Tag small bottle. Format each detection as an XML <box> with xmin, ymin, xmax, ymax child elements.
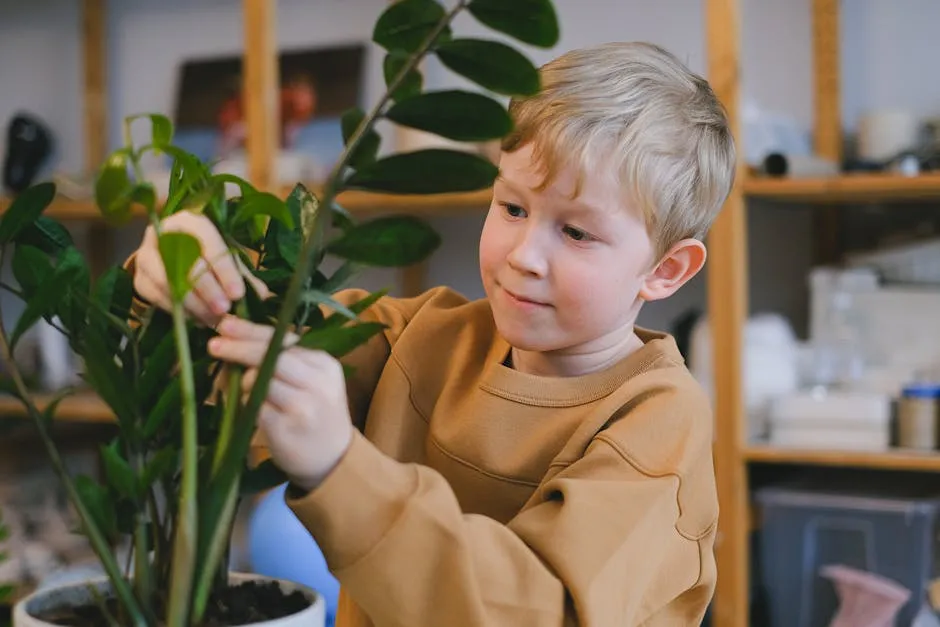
<box><xmin>897</xmin><ymin>383</ymin><xmax>940</xmax><ymax>450</ymax></box>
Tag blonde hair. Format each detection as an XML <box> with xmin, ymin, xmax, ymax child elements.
<box><xmin>503</xmin><ymin>41</ymin><xmax>736</xmax><ymax>259</ymax></box>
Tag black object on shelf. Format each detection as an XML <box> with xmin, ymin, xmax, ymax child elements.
<box><xmin>2</xmin><ymin>113</ymin><xmax>53</xmax><ymax>195</ymax></box>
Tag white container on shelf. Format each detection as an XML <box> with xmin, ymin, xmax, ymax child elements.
<box><xmin>766</xmin><ymin>389</ymin><xmax>892</xmax><ymax>450</ymax></box>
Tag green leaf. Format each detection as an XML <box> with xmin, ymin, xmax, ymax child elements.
<box><xmin>129</xmin><ymin>183</ymin><xmax>157</xmax><ymax>215</ymax></box>
<box><xmin>321</xmin><ymin>261</ymin><xmax>360</xmax><ymax>293</ymax></box>
<box><xmin>373</xmin><ymin>0</ymin><xmax>450</xmax><ymax>53</ymax></box>
<box><xmin>301</xmin><ymin>289</ymin><xmax>358</xmax><ymax>321</ymax></box>
<box><xmin>327</xmin><ymin>216</ymin><xmax>441</xmax><ymax>266</ymax></box>
<box><xmin>158</xmin><ymin>232</ymin><xmax>201</xmax><ymax>302</ymax></box>
<box><xmin>298</xmin><ymin>321</ymin><xmax>387</xmax><ymax>358</ymax></box>
<box><xmin>17</xmin><ymin>215</ymin><xmax>74</xmax><ymax>257</ymax></box>
<box><xmin>212</xmin><ymin>173</ymin><xmax>257</xmax><ymax>197</ymax></box>
<box><xmin>82</xmin><ymin>326</ymin><xmax>137</xmax><ymax>429</ymax></box>
<box><xmin>340</xmin><ymin>108</ymin><xmax>381</xmax><ymax>170</ymax></box>
<box><xmin>295</xmin><ymin>183</ymin><xmax>330</xmax><ymax>268</ymax></box>
<box><xmin>55</xmin><ymin>248</ymin><xmax>91</xmax><ymax>337</ymax></box>
<box><xmin>0</xmin><ymin>182</ymin><xmax>56</xmax><ymax>243</ymax></box>
<box><xmin>240</xmin><ymin>459</ymin><xmax>288</xmax><ymax>495</ymax></box>
<box><xmin>163</xmin><ymin>146</ymin><xmax>212</xmax><ymax>210</ymax></box>
<box><xmin>346</xmin><ymin>149</ymin><xmax>498</xmax><ymax>194</ymax></box>
<box><xmin>467</xmin><ymin>0</ymin><xmax>560</xmax><ymax>47</ymax></box>
<box><xmin>384</xmin><ymin>50</ymin><xmax>423</xmax><ymax>103</ymax></box>
<box><xmin>436</xmin><ymin>39</ymin><xmax>540</xmax><ymax>96</ymax></box>
<box><xmin>233</xmin><ymin>192</ymin><xmax>293</xmax><ymax>230</ymax></box>
<box><xmin>38</xmin><ymin>388</ymin><xmax>74</xmax><ymax>428</ymax></box>
<box><xmin>139</xmin><ymin>334</ymin><xmax>176</xmax><ymax>406</ymax></box>
<box><xmin>12</xmin><ymin>245</ymin><xmax>52</xmax><ymax>299</ymax></box>
<box><xmin>386</xmin><ymin>90</ymin><xmax>513</xmax><ymax>142</ymax></box>
<box><xmin>129</xmin><ymin>113</ymin><xmax>174</xmax><ymax>148</ymax></box>
<box><xmin>10</xmin><ymin>246</ymin><xmax>84</xmax><ymax>347</ymax></box>
<box><xmin>331</xmin><ymin>202</ymin><xmax>356</xmax><ymax>231</ymax></box>
<box><xmin>93</xmin><ymin>266</ymin><xmax>133</xmax><ymax>322</ymax></box>
<box><xmin>74</xmin><ymin>475</ymin><xmax>118</xmax><ymax>539</ymax></box>
<box><xmin>244</xmin><ymin>279</ymin><xmax>270</xmax><ymax>325</ymax></box>
<box><xmin>149</xmin><ymin>114</ymin><xmax>173</xmax><ymax>147</ymax></box>
<box><xmin>143</xmin><ymin>377</ymin><xmax>181</xmax><ymax>439</ymax></box>
<box><xmin>95</xmin><ymin>150</ymin><xmax>134</xmax><ymax>223</ymax></box>
<box><xmin>141</xmin><ymin>447</ymin><xmax>178</xmax><ymax>490</ymax></box>
<box><xmin>101</xmin><ymin>441</ymin><xmax>138</xmax><ymax>501</ymax></box>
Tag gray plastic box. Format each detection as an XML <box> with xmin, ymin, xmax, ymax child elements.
<box><xmin>755</xmin><ymin>486</ymin><xmax>940</xmax><ymax>627</ymax></box>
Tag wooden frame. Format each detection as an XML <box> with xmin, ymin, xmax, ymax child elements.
<box><xmin>707</xmin><ymin>0</ymin><xmax>940</xmax><ymax>623</ymax></box>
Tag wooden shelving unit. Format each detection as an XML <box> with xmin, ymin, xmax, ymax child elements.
<box><xmin>744</xmin><ymin>172</ymin><xmax>940</xmax><ymax>204</ymax></box>
<box><xmin>744</xmin><ymin>445</ymin><xmax>940</xmax><ymax>473</ymax></box>
<box><xmin>707</xmin><ymin>0</ymin><xmax>940</xmax><ymax>624</ymax></box>
<box><xmin>0</xmin><ymin>392</ymin><xmax>113</xmax><ymax>424</ymax></box>
<box><xmin>0</xmin><ymin>188</ymin><xmax>493</xmax><ymax>221</ymax></box>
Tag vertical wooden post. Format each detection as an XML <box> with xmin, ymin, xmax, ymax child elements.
<box><xmin>82</xmin><ymin>0</ymin><xmax>111</xmax><ymax>277</ymax></box>
<box><xmin>812</xmin><ymin>0</ymin><xmax>843</xmax><ymax>265</ymax></box>
<box><xmin>243</xmin><ymin>0</ymin><xmax>278</xmax><ymax>192</ymax></box>
<box><xmin>82</xmin><ymin>0</ymin><xmax>107</xmax><ymax>172</ymax></box>
<box><xmin>813</xmin><ymin>0</ymin><xmax>842</xmax><ymax>163</ymax></box>
<box><xmin>706</xmin><ymin>0</ymin><xmax>749</xmax><ymax>625</ymax></box>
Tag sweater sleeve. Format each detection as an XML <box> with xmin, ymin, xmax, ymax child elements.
<box><xmin>285</xmin><ymin>425</ymin><xmax>717</xmax><ymax>626</ymax></box>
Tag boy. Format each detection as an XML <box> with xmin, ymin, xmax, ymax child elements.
<box><xmin>129</xmin><ymin>41</ymin><xmax>736</xmax><ymax>626</ymax></box>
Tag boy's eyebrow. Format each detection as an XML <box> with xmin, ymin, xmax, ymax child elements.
<box><xmin>495</xmin><ymin>175</ymin><xmax>528</xmax><ymax>196</ymax></box>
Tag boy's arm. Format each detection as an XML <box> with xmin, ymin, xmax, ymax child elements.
<box><xmin>285</xmin><ymin>389</ymin><xmax>718</xmax><ymax>626</ymax></box>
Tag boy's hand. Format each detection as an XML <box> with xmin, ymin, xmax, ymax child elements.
<box><xmin>133</xmin><ymin>212</ymin><xmax>269</xmax><ymax>327</ymax></box>
<box><xmin>208</xmin><ymin>315</ymin><xmax>353</xmax><ymax>491</ymax></box>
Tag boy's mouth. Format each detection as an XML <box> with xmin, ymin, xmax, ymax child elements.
<box><xmin>501</xmin><ymin>285</ymin><xmax>550</xmax><ymax>308</ymax></box>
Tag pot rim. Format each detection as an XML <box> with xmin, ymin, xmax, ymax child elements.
<box><xmin>13</xmin><ymin>571</ymin><xmax>325</xmax><ymax>626</ymax></box>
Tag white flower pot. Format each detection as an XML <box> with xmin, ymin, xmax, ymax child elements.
<box><xmin>14</xmin><ymin>572</ymin><xmax>326</xmax><ymax>626</ymax></box>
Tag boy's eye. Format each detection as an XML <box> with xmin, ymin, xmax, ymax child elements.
<box><xmin>563</xmin><ymin>226</ymin><xmax>591</xmax><ymax>241</ymax></box>
<box><xmin>501</xmin><ymin>203</ymin><xmax>527</xmax><ymax>218</ymax></box>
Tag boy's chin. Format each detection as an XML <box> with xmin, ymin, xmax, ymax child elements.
<box><xmin>494</xmin><ymin>321</ymin><xmax>563</xmax><ymax>354</ymax></box>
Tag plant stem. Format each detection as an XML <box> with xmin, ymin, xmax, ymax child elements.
<box><xmin>190</xmin><ymin>479</ymin><xmax>238</xmax><ymax>623</ymax></box>
<box><xmin>203</xmin><ymin>0</ymin><xmax>471</xmax><ymax>557</ymax></box>
<box><xmin>133</xmin><ymin>449</ymin><xmax>155</xmax><ymax>621</ymax></box>
<box><xmin>0</xmin><ymin>250</ymin><xmax>149</xmax><ymax>627</ymax></box>
<box><xmin>165</xmin><ymin>300</ymin><xmax>198</xmax><ymax>627</ymax></box>
<box><xmin>242</xmin><ymin>0</ymin><xmax>469</xmax><ymax>445</ymax></box>
<box><xmin>193</xmin><ymin>4</ymin><xmax>470</xmax><ymax>619</ymax></box>
<box><xmin>191</xmin><ymin>299</ymin><xmax>248</xmax><ymax>623</ymax></box>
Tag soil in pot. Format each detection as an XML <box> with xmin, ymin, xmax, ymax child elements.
<box><xmin>35</xmin><ymin>579</ymin><xmax>310</xmax><ymax>627</ymax></box>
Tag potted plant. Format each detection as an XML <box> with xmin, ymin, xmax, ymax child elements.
<box><xmin>0</xmin><ymin>0</ymin><xmax>558</xmax><ymax>625</ymax></box>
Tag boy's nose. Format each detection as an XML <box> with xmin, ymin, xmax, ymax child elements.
<box><xmin>506</xmin><ymin>229</ymin><xmax>548</xmax><ymax>278</ymax></box>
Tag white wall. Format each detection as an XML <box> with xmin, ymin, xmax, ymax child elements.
<box><xmin>0</xmin><ymin>0</ymin><xmax>937</xmax><ymax>336</ymax></box>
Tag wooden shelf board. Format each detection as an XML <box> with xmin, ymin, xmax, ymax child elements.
<box><xmin>1</xmin><ymin>188</ymin><xmax>493</xmax><ymax>222</ymax></box>
<box><xmin>334</xmin><ymin>188</ymin><xmax>492</xmax><ymax>217</ymax></box>
<box><xmin>0</xmin><ymin>196</ymin><xmax>115</xmax><ymax>221</ymax></box>
<box><xmin>744</xmin><ymin>172</ymin><xmax>940</xmax><ymax>203</ymax></box>
<box><xmin>744</xmin><ymin>444</ymin><xmax>940</xmax><ymax>472</ymax></box>
<box><xmin>0</xmin><ymin>391</ymin><xmax>114</xmax><ymax>424</ymax></box>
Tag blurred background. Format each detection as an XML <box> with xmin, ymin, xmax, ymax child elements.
<box><xmin>1</xmin><ymin>0</ymin><xmax>940</xmax><ymax>625</ymax></box>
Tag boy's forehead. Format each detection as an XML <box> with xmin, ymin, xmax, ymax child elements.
<box><xmin>498</xmin><ymin>146</ymin><xmax>627</xmax><ymax>214</ymax></box>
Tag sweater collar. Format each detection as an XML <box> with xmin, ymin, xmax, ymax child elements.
<box><xmin>480</xmin><ymin>328</ymin><xmax>683</xmax><ymax>407</ymax></box>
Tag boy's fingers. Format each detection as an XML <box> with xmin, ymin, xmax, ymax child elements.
<box><xmin>215</xmin><ymin>316</ymin><xmax>300</xmax><ymax>345</ymax></box>
<box><xmin>191</xmin><ymin>258</ymin><xmax>231</xmax><ymax>316</ymax></box>
<box><xmin>134</xmin><ymin>269</ymin><xmax>172</xmax><ymax>312</ymax></box>
<box><xmin>207</xmin><ymin>337</ymin><xmax>267</xmax><ymax>368</ymax></box>
<box><xmin>274</xmin><ymin>350</ymin><xmax>315</xmax><ymax>389</ymax></box>
<box><xmin>204</xmin><ymin>248</ymin><xmax>244</xmax><ymax>302</ymax></box>
<box><xmin>183</xmin><ymin>292</ymin><xmax>220</xmax><ymax>327</ymax></box>
<box><xmin>165</xmin><ymin>213</ymin><xmax>242</xmax><ymax>301</ymax></box>
<box><xmin>216</xmin><ymin>316</ymin><xmax>274</xmax><ymax>341</ymax></box>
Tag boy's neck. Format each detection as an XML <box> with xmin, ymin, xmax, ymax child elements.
<box><xmin>509</xmin><ymin>330</ymin><xmax>646</xmax><ymax>377</ymax></box>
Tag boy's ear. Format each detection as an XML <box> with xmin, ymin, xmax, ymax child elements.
<box><xmin>639</xmin><ymin>238</ymin><xmax>707</xmax><ymax>302</ymax></box>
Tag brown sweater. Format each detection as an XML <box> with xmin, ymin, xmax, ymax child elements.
<box><xmin>276</xmin><ymin>286</ymin><xmax>719</xmax><ymax>627</ymax></box>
